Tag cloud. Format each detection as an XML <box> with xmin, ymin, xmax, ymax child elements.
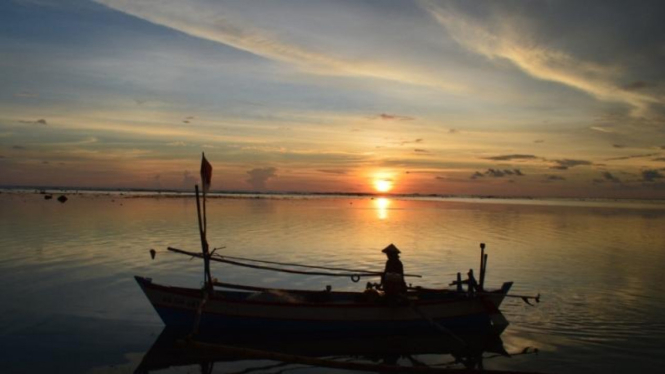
<box><xmin>590</xmin><ymin>126</ymin><xmax>615</xmax><ymax>133</ymax></box>
<box><xmin>423</xmin><ymin>2</ymin><xmax>660</xmax><ymax>116</ymax></box>
<box><xmin>96</xmin><ymin>0</ymin><xmax>464</xmax><ymax>91</ymax></box>
<box><xmin>167</xmin><ymin>141</ymin><xmax>187</xmax><ymax>146</ymax></box>
<box><xmin>471</xmin><ymin>168</ymin><xmax>525</xmax><ymax>179</ymax></box>
<box><xmin>550</xmin><ymin>159</ymin><xmax>592</xmax><ymax>170</ymax></box>
<box><xmin>19</xmin><ymin>119</ymin><xmax>47</xmax><ymax>125</ymax></box>
<box><xmin>602</xmin><ymin>171</ymin><xmax>621</xmax><ymax>183</ymax></box>
<box><xmin>182</xmin><ymin>170</ymin><xmax>197</xmax><ymax>189</ymax></box>
<box><xmin>376</xmin><ymin>113</ymin><xmax>414</xmax><ymax>121</ymax></box>
<box><xmin>606</xmin><ymin>153</ymin><xmax>661</xmax><ymax>161</ymax></box>
<box><xmin>622</xmin><ymin>81</ymin><xmax>649</xmax><ymax>91</ymax></box>
<box><xmin>642</xmin><ymin>169</ymin><xmax>664</xmax><ymax>182</ymax></box>
<box><xmin>317</xmin><ymin>169</ymin><xmax>347</xmax><ymax>175</ymax></box>
<box><xmin>470</xmin><ymin>171</ymin><xmax>484</xmax><ymax>179</ymax></box>
<box><xmin>653</xmin><ymin>157</ymin><xmax>665</xmax><ymax>162</ymax></box>
<box><xmin>394</xmin><ymin>138</ymin><xmax>423</xmax><ymax>146</ymax></box>
<box><xmin>484</xmin><ymin>154</ymin><xmax>538</xmax><ymax>161</ymax></box>
<box><xmin>246</xmin><ymin>167</ymin><xmax>277</xmax><ymax>190</ymax></box>
<box><xmin>14</xmin><ymin>91</ymin><xmax>38</xmax><ymax>98</ymax></box>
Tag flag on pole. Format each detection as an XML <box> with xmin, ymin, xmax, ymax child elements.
<box><xmin>200</xmin><ymin>153</ymin><xmax>213</xmax><ymax>194</ymax></box>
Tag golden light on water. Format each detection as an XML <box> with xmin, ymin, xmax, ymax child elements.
<box><xmin>374</xmin><ymin>197</ymin><xmax>391</xmax><ymax>220</ymax></box>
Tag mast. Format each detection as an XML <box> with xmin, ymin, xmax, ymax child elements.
<box><xmin>197</xmin><ymin>153</ymin><xmax>214</xmax><ymax>291</ymax></box>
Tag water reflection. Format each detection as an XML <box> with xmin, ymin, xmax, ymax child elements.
<box><xmin>374</xmin><ymin>197</ymin><xmax>391</xmax><ymax>220</ymax></box>
<box><xmin>134</xmin><ymin>328</ymin><xmax>516</xmax><ymax>373</ymax></box>
<box><xmin>2</xmin><ymin>193</ymin><xmax>665</xmax><ymax>373</ymax></box>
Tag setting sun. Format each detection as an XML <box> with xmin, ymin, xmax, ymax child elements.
<box><xmin>374</xmin><ymin>179</ymin><xmax>393</xmax><ymax>193</ymax></box>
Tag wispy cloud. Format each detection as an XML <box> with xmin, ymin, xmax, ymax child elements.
<box><xmin>471</xmin><ymin>168</ymin><xmax>524</xmax><ymax>179</ymax></box>
<box><xmin>395</xmin><ymin>138</ymin><xmax>423</xmax><ymax>146</ymax></box>
<box><xmin>423</xmin><ymin>1</ymin><xmax>661</xmax><ymax>116</ymax></box>
<box><xmin>18</xmin><ymin>119</ymin><xmax>47</xmax><ymax>125</ymax></box>
<box><xmin>96</xmin><ymin>0</ymin><xmax>464</xmax><ymax>91</ymax></box>
<box><xmin>375</xmin><ymin>113</ymin><xmax>415</xmax><ymax>121</ymax></box>
<box><xmin>590</xmin><ymin>126</ymin><xmax>615</xmax><ymax>133</ymax></box>
<box><xmin>550</xmin><ymin>159</ymin><xmax>592</xmax><ymax>170</ymax></box>
<box><xmin>317</xmin><ymin>169</ymin><xmax>347</xmax><ymax>175</ymax></box>
<box><xmin>606</xmin><ymin>153</ymin><xmax>661</xmax><ymax>161</ymax></box>
<box><xmin>484</xmin><ymin>154</ymin><xmax>538</xmax><ymax>161</ymax></box>
<box><xmin>595</xmin><ymin>171</ymin><xmax>622</xmax><ymax>184</ymax></box>
<box><xmin>13</xmin><ymin>91</ymin><xmax>38</xmax><ymax>98</ymax></box>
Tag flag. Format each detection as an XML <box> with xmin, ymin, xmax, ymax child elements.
<box><xmin>200</xmin><ymin>153</ymin><xmax>212</xmax><ymax>194</ymax></box>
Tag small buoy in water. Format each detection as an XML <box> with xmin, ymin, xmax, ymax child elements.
<box><xmin>150</xmin><ymin>249</ymin><xmax>156</xmax><ymax>260</ymax></box>
<box><xmin>44</xmin><ymin>195</ymin><xmax>53</xmax><ymax>200</ymax></box>
<box><xmin>57</xmin><ymin>195</ymin><xmax>68</xmax><ymax>203</ymax></box>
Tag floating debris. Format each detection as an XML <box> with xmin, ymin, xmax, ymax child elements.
<box><xmin>57</xmin><ymin>195</ymin><xmax>68</xmax><ymax>203</ymax></box>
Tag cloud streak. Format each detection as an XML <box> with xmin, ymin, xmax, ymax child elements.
<box><xmin>484</xmin><ymin>154</ymin><xmax>538</xmax><ymax>161</ymax></box>
<box><xmin>423</xmin><ymin>1</ymin><xmax>662</xmax><ymax>116</ymax></box>
<box><xmin>96</xmin><ymin>0</ymin><xmax>464</xmax><ymax>92</ymax></box>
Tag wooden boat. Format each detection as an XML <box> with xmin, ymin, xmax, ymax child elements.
<box><xmin>136</xmin><ymin>275</ymin><xmax>513</xmax><ymax>335</ymax></box>
<box><xmin>136</xmin><ymin>155</ymin><xmax>538</xmax><ymax>337</ymax></box>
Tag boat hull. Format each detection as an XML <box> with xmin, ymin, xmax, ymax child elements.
<box><xmin>135</xmin><ymin>276</ymin><xmax>511</xmax><ymax>335</ymax></box>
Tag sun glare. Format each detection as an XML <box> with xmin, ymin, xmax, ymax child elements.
<box><xmin>374</xmin><ymin>179</ymin><xmax>393</xmax><ymax>193</ymax></box>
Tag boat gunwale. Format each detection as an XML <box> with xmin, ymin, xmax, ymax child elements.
<box><xmin>136</xmin><ymin>276</ymin><xmax>506</xmax><ymax>309</ymax></box>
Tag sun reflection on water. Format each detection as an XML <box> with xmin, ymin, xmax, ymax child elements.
<box><xmin>374</xmin><ymin>197</ymin><xmax>391</xmax><ymax>220</ymax></box>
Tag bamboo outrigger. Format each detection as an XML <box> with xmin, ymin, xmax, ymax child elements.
<box><xmin>136</xmin><ymin>155</ymin><xmax>539</xmax><ymax>337</ymax></box>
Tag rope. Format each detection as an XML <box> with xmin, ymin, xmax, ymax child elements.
<box><xmin>168</xmin><ymin>247</ymin><xmax>380</xmax><ymax>279</ymax></box>
<box><xmin>167</xmin><ymin>246</ymin><xmax>423</xmax><ymax>279</ymax></box>
<box><xmin>215</xmin><ymin>253</ymin><xmax>377</xmax><ymax>274</ymax></box>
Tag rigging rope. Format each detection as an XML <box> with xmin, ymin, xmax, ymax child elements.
<box><xmin>167</xmin><ymin>246</ymin><xmax>423</xmax><ymax>279</ymax></box>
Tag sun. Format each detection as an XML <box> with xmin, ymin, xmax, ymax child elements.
<box><xmin>374</xmin><ymin>179</ymin><xmax>393</xmax><ymax>193</ymax></box>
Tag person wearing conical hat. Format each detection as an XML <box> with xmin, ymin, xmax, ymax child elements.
<box><xmin>381</xmin><ymin>243</ymin><xmax>407</xmax><ymax>297</ymax></box>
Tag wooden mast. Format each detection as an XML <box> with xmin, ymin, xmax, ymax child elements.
<box><xmin>195</xmin><ymin>184</ymin><xmax>212</xmax><ymax>291</ymax></box>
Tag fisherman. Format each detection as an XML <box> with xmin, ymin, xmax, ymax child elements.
<box><xmin>380</xmin><ymin>243</ymin><xmax>407</xmax><ymax>298</ymax></box>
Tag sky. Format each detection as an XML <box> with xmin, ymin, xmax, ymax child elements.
<box><xmin>1</xmin><ymin>0</ymin><xmax>664</xmax><ymax>198</ymax></box>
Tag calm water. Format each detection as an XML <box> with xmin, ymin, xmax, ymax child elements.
<box><xmin>1</xmin><ymin>192</ymin><xmax>665</xmax><ymax>373</ymax></box>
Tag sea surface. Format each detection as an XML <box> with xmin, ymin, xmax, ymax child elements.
<box><xmin>1</xmin><ymin>191</ymin><xmax>665</xmax><ymax>373</ymax></box>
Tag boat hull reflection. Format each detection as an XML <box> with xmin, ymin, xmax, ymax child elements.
<box><xmin>135</xmin><ymin>328</ymin><xmax>509</xmax><ymax>373</ymax></box>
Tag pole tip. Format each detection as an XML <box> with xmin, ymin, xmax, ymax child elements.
<box><xmin>480</xmin><ymin>243</ymin><xmax>485</xmax><ymax>250</ymax></box>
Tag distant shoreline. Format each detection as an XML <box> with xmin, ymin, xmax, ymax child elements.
<box><xmin>2</xmin><ymin>186</ymin><xmax>665</xmax><ymax>209</ymax></box>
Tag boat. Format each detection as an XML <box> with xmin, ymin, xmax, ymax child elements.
<box><xmin>136</xmin><ymin>155</ymin><xmax>539</xmax><ymax>337</ymax></box>
<box><xmin>135</xmin><ymin>274</ymin><xmax>513</xmax><ymax>335</ymax></box>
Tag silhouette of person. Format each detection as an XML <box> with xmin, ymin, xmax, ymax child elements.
<box><xmin>381</xmin><ymin>244</ymin><xmax>407</xmax><ymax>296</ymax></box>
